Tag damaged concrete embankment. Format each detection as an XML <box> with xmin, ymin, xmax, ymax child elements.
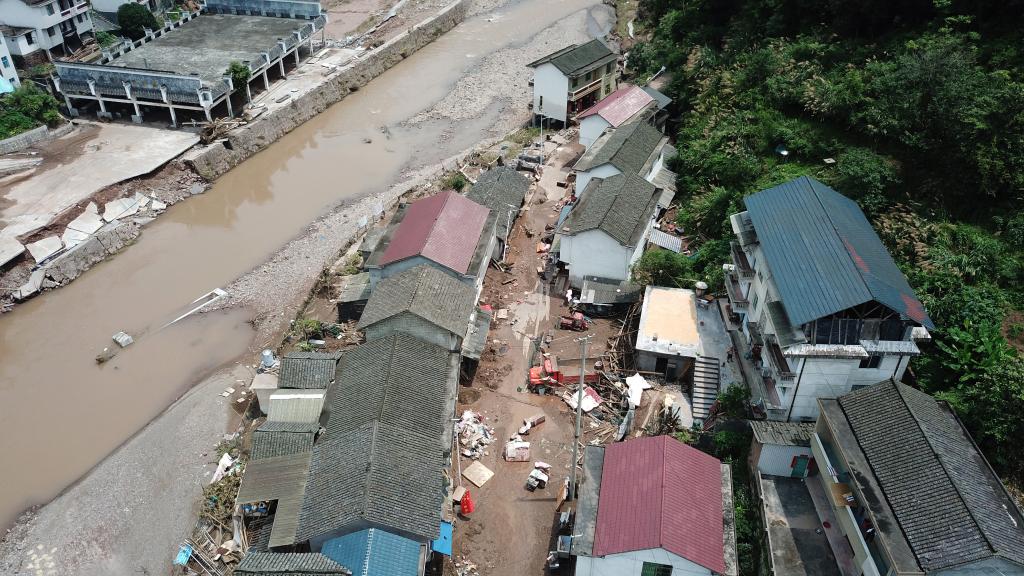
<box><xmin>184</xmin><ymin>0</ymin><xmax>470</xmax><ymax>180</ymax></box>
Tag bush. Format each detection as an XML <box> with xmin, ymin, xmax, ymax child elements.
<box><xmin>95</xmin><ymin>30</ymin><xmax>119</xmax><ymax>48</ymax></box>
<box><xmin>443</xmin><ymin>171</ymin><xmax>468</xmax><ymax>192</ymax></box>
<box><xmin>225</xmin><ymin>61</ymin><xmax>251</xmax><ymax>93</ymax></box>
<box><xmin>631</xmin><ymin>248</ymin><xmax>694</xmax><ymax>287</ymax></box>
<box><xmin>0</xmin><ymin>84</ymin><xmax>62</xmax><ymax>139</ymax></box>
<box><xmin>117</xmin><ymin>4</ymin><xmax>159</xmax><ymax>40</ymax></box>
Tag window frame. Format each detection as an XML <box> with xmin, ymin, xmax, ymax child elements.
<box><xmin>641</xmin><ymin>562</ymin><xmax>673</xmax><ymax>576</ymax></box>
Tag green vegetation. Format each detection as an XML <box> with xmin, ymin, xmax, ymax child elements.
<box><xmin>95</xmin><ymin>30</ymin><xmax>119</xmax><ymax>48</ymax></box>
<box><xmin>630</xmin><ymin>0</ymin><xmax>1024</xmax><ymax>487</ymax></box>
<box><xmin>117</xmin><ymin>4</ymin><xmax>159</xmax><ymax>40</ymax></box>
<box><xmin>710</xmin><ymin>428</ymin><xmax>757</xmax><ymax>576</ymax></box>
<box><xmin>443</xmin><ymin>171</ymin><xmax>468</xmax><ymax>192</ymax></box>
<box><xmin>0</xmin><ymin>84</ymin><xmax>63</xmax><ymax>139</ymax></box>
<box><xmin>226</xmin><ymin>61</ymin><xmax>252</xmax><ymax>96</ymax></box>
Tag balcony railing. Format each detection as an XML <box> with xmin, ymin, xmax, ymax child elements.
<box><xmin>568</xmin><ymin>77</ymin><xmax>602</xmax><ymax>100</ymax></box>
<box><xmin>726</xmin><ymin>271</ymin><xmax>748</xmax><ymax>307</ymax></box>
<box><xmin>766</xmin><ymin>340</ymin><xmax>795</xmax><ymax>380</ymax></box>
<box><xmin>731</xmin><ymin>241</ymin><xmax>754</xmax><ymax>278</ymax></box>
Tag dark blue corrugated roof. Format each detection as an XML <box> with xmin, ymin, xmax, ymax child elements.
<box><xmin>322</xmin><ymin>529</ymin><xmax>421</xmax><ymax>576</ymax></box>
<box><xmin>744</xmin><ymin>176</ymin><xmax>933</xmax><ymax>329</ymax></box>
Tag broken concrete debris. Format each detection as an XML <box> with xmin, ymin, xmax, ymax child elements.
<box><xmin>503</xmin><ymin>439</ymin><xmax>530</xmax><ymax>462</ymax></box>
<box><xmin>518</xmin><ymin>413</ymin><xmax>546</xmax><ymax>435</ymax></box>
<box><xmin>26</xmin><ymin>235</ymin><xmax>63</xmax><ymax>264</ymax></box>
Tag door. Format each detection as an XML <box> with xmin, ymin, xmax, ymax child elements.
<box><xmin>791</xmin><ymin>454</ymin><xmax>810</xmax><ymax>478</ymax></box>
<box><xmin>655</xmin><ymin>357</ymin><xmax>668</xmax><ymax>376</ymax></box>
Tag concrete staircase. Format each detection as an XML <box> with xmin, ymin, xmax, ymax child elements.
<box><xmin>692</xmin><ymin>355</ymin><xmax>721</xmax><ymax>421</ymax></box>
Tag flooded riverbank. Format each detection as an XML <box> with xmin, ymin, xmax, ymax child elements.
<box><xmin>0</xmin><ymin>0</ymin><xmax>610</xmax><ymax>534</ymax></box>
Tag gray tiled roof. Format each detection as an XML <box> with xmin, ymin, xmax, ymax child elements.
<box><xmin>325</xmin><ymin>333</ymin><xmax>455</xmax><ymax>444</ymax></box>
<box><xmin>838</xmin><ymin>380</ymin><xmax>1024</xmax><ymax>572</ymax></box>
<box><xmin>574</xmin><ymin>117</ymin><xmax>664</xmax><ymax>175</ymax></box>
<box><xmin>279</xmin><ymin>352</ymin><xmax>340</xmax><ymax>390</ymax></box>
<box><xmin>526</xmin><ymin>39</ymin><xmax>616</xmax><ymax>76</ymax></box>
<box><xmin>357</xmin><ymin>265</ymin><xmax>475</xmax><ymax>337</ymax></box>
<box><xmin>236</xmin><ymin>452</ymin><xmax>314</xmax><ymax>548</ymax></box>
<box><xmin>642</xmin><ymin>85</ymin><xmax>672</xmax><ymax>110</ymax></box>
<box><xmin>234</xmin><ymin>552</ymin><xmax>351</xmax><ymax>575</ymax></box>
<box><xmin>561</xmin><ymin>174</ymin><xmax>658</xmax><ymax>247</ymax></box>
<box><xmin>251</xmin><ymin>423</ymin><xmax>317</xmax><ymax>460</ymax></box>
<box><xmin>296</xmin><ymin>421</ymin><xmax>445</xmax><ymax>543</ymax></box>
<box><xmin>465</xmin><ymin>167</ymin><xmax>531</xmax><ymax>241</ymax></box>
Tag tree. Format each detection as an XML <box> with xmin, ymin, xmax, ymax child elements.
<box><xmin>225</xmin><ymin>61</ymin><xmax>251</xmax><ymax>95</ymax></box>
<box><xmin>631</xmin><ymin>249</ymin><xmax>694</xmax><ymax>287</ymax></box>
<box><xmin>0</xmin><ymin>83</ymin><xmax>62</xmax><ymax>138</ymax></box>
<box><xmin>117</xmin><ymin>4</ymin><xmax>159</xmax><ymax>40</ymax></box>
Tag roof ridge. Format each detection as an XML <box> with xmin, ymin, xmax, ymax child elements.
<box><xmin>894</xmin><ymin>382</ymin><xmax>996</xmax><ymax>555</ymax></box>
<box><xmin>658</xmin><ymin>435</ymin><xmax>668</xmax><ymax>552</ymax></box>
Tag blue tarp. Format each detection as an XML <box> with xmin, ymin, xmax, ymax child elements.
<box><xmin>173</xmin><ymin>544</ymin><xmax>193</xmax><ymax>566</ymax></box>
<box><xmin>431</xmin><ymin>521</ymin><xmax>453</xmax><ymax>556</ymax></box>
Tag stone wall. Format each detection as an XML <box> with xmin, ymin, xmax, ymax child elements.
<box><xmin>0</xmin><ymin>122</ymin><xmax>75</xmax><ymax>155</ymax></box>
<box><xmin>185</xmin><ymin>0</ymin><xmax>470</xmax><ymax>180</ymax></box>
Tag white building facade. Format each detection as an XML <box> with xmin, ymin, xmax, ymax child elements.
<box><xmin>527</xmin><ymin>39</ymin><xmax>617</xmax><ymax>125</ymax></box>
<box><xmin>0</xmin><ymin>0</ymin><xmax>94</xmax><ymax>65</ymax></box>
<box><xmin>0</xmin><ymin>31</ymin><xmax>21</xmax><ymax>88</ymax></box>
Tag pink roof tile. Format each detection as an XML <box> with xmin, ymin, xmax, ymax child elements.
<box><xmin>577</xmin><ymin>85</ymin><xmax>654</xmax><ymax>127</ymax></box>
<box><xmin>379</xmin><ymin>191</ymin><xmax>490</xmax><ymax>274</ymax></box>
<box><xmin>592</xmin><ymin>435</ymin><xmax>727</xmax><ymax>574</ymax></box>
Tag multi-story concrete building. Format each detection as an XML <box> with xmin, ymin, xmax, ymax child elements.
<box><xmin>724</xmin><ymin>176</ymin><xmax>933</xmax><ymax>421</ymax></box>
<box><xmin>526</xmin><ymin>38</ymin><xmax>618</xmax><ymax>125</ymax></box>
<box><xmin>812</xmin><ymin>380</ymin><xmax>1024</xmax><ymax>575</ymax></box>
<box><xmin>0</xmin><ymin>0</ymin><xmax>94</xmax><ymax>65</ymax></box>
<box><xmin>0</xmin><ymin>29</ymin><xmax>21</xmax><ymax>89</ymax></box>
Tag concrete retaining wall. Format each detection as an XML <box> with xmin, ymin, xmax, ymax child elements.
<box><xmin>0</xmin><ymin>122</ymin><xmax>75</xmax><ymax>155</ymax></box>
<box><xmin>185</xmin><ymin>0</ymin><xmax>470</xmax><ymax>180</ymax></box>
<box><xmin>41</xmin><ymin>220</ymin><xmax>142</xmax><ymax>287</ymax></box>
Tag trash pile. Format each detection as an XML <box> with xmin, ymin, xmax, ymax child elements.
<box><xmin>456</xmin><ymin>410</ymin><xmax>495</xmax><ymax>460</ymax></box>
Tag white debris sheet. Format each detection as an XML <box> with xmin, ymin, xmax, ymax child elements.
<box><xmin>625</xmin><ymin>373</ymin><xmax>652</xmax><ymax>407</ymax></box>
<box><xmin>462</xmin><ymin>461</ymin><xmax>494</xmax><ymax>487</ymax></box>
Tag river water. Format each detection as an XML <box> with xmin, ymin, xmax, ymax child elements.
<box><xmin>0</xmin><ymin>0</ymin><xmax>606</xmax><ymax>529</ymax></box>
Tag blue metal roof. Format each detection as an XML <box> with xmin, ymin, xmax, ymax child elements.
<box><xmin>322</xmin><ymin>529</ymin><xmax>421</xmax><ymax>576</ymax></box>
<box><xmin>744</xmin><ymin>176</ymin><xmax>933</xmax><ymax>329</ymax></box>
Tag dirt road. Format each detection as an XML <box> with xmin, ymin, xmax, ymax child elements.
<box><xmin>453</xmin><ymin>140</ymin><xmax>587</xmax><ymax>576</ymax></box>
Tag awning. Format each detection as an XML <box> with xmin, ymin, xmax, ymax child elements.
<box><xmin>578</xmin><ymin>277</ymin><xmax>642</xmax><ymax>305</ymax></box>
<box><xmin>648</xmin><ymin>228</ymin><xmax>682</xmax><ymax>253</ymax></box>
<box><xmin>461</xmin><ymin>308</ymin><xmax>492</xmax><ymax>360</ymax></box>
<box><xmin>431</xmin><ymin>521</ymin><xmax>453</xmax><ymax>556</ymax></box>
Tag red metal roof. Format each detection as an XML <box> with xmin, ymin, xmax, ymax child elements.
<box><xmin>378</xmin><ymin>191</ymin><xmax>490</xmax><ymax>274</ymax></box>
<box><xmin>576</xmin><ymin>85</ymin><xmax>654</xmax><ymax>127</ymax></box>
<box><xmin>592</xmin><ymin>435</ymin><xmax>727</xmax><ymax>574</ymax></box>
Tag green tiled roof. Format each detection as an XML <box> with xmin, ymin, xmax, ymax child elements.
<box><xmin>357</xmin><ymin>265</ymin><xmax>475</xmax><ymax>337</ymax></box>
<box><xmin>527</xmin><ymin>38</ymin><xmax>615</xmax><ymax>76</ymax></box>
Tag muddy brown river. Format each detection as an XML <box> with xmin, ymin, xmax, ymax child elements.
<box><xmin>0</xmin><ymin>0</ymin><xmax>608</xmax><ymax>529</ymax></box>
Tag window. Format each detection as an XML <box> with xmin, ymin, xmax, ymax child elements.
<box><xmin>605</xmin><ymin>62</ymin><xmax>612</xmax><ymax>74</ymax></box>
<box><xmin>77</xmin><ymin>14</ymin><xmax>84</xmax><ymax>23</ymax></box>
<box><xmin>751</xmin><ymin>292</ymin><xmax>759</xmax><ymax>311</ymax></box>
<box><xmin>25</xmin><ymin>32</ymin><xmax>35</xmax><ymax>45</ymax></box>
<box><xmin>46</xmin><ymin>3</ymin><xmax>54</xmax><ymax>14</ymax></box>
<box><xmin>641</xmin><ymin>563</ymin><xmax>673</xmax><ymax>576</ymax></box>
<box><xmin>571</xmin><ymin>76</ymin><xmax>578</xmax><ymax>89</ymax></box>
<box><xmin>1</xmin><ymin>56</ymin><xmax>8</xmax><ymax>69</ymax></box>
<box><xmin>859</xmin><ymin>354</ymin><xmax>882</xmax><ymax>369</ymax></box>
<box><xmin>48</xmin><ymin>26</ymin><xmax>56</xmax><ymax>37</ymax></box>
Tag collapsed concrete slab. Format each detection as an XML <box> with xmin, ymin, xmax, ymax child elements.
<box><xmin>0</xmin><ymin>236</ymin><xmax>25</xmax><ymax>267</ymax></box>
<box><xmin>26</xmin><ymin>236</ymin><xmax>64</xmax><ymax>263</ymax></box>
<box><xmin>102</xmin><ymin>198</ymin><xmax>140</xmax><ymax>222</ymax></box>
<box><xmin>43</xmin><ymin>220</ymin><xmax>141</xmax><ymax>286</ymax></box>
<box><xmin>67</xmin><ymin>209</ymin><xmax>105</xmax><ymax>235</ymax></box>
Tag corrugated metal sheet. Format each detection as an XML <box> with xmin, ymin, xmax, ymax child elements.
<box><xmin>378</xmin><ymin>191</ymin><xmax>490</xmax><ymax>274</ymax></box>
<box><xmin>592</xmin><ymin>436</ymin><xmax>727</xmax><ymax>574</ymax></box>
<box><xmin>267</xmin><ymin>390</ymin><xmax>326</xmax><ymax>424</ymax></box>
<box><xmin>576</xmin><ymin>84</ymin><xmax>654</xmax><ymax>127</ymax></box>
<box><xmin>322</xmin><ymin>529</ymin><xmax>422</xmax><ymax>576</ymax></box>
<box><xmin>750</xmin><ymin>421</ymin><xmax>815</xmax><ymax>447</ymax></box>
<box><xmin>744</xmin><ymin>177</ymin><xmax>933</xmax><ymax>328</ymax></box>
<box><xmin>461</xmin><ymin>308</ymin><xmax>492</xmax><ymax>360</ymax></box>
<box><xmin>236</xmin><ymin>452</ymin><xmax>313</xmax><ymax>548</ymax></box>
<box><xmin>648</xmin><ymin>228</ymin><xmax>682</xmax><ymax>253</ymax></box>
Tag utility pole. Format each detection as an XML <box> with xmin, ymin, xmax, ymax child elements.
<box><xmin>568</xmin><ymin>334</ymin><xmax>592</xmax><ymax>503</ymax></box>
